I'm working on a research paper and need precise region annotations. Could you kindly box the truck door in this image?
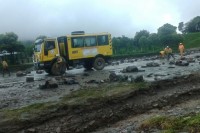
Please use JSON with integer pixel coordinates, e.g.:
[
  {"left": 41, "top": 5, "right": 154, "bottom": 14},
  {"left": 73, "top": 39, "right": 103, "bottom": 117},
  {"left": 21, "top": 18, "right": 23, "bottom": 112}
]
[
  {"left": 57, "top": 37, "right": 69, "bottom": 60},
  {"left": 43, "top": 40, "right": 59, "bottom": 61}
]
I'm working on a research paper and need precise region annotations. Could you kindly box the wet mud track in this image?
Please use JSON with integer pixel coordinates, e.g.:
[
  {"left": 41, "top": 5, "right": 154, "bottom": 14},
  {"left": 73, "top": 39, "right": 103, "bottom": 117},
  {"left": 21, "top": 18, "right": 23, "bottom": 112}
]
[{"left": 10, "top": 73, "right": 200, "bottom": 133}]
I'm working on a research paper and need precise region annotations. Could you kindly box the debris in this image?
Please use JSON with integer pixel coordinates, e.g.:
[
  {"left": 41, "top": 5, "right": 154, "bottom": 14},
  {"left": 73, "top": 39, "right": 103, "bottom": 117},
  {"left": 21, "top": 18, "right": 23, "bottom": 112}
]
[
  {"left": 146, "top": 62, "right": 160, "bottom": 67},
  {"left": 126, "top": 66, "right": 138, "bottom": 72},
  {"left": 175, "top": 60, "right": 189, "bottom": 66},
  {"left": 63, "top": 78, "right": 79, "bottom": 85},
  {"left": 26, "top": 77, "right": 34, "bottom": 82},
  {"left": 39, "top": 78, "right": 58, "bottom": 89},
  {"left": 36, "top": 70, "right": 44, "bottom": 74},
  {"left": 16, "top": 71, "right": 26, "bottom": 77}
]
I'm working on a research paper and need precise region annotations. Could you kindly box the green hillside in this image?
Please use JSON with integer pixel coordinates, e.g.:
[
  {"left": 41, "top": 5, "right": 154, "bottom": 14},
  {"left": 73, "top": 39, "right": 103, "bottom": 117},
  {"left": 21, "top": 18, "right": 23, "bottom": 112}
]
[{"left": 183, "top": 32, "right": 200, "bottom": 49}]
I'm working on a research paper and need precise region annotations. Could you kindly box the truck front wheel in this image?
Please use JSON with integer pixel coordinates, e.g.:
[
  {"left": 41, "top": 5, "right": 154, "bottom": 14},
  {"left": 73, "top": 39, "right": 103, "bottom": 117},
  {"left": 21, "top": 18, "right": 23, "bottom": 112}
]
[
  {"left": 51, "top": 62, "right": 66, "bottom": 75},
  {"left": 93, "top": 57, "right": 105, "bottom": 70}
]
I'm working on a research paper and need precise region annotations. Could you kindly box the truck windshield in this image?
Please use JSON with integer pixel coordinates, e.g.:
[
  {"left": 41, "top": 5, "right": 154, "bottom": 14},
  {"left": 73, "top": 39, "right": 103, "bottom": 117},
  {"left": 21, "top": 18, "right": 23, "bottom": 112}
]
[
  {"left": 34, "top": 44, "right": 41, "bottom": 52},
  {"left": 34, "top": 39, "right": 43, "bottom": 52}
]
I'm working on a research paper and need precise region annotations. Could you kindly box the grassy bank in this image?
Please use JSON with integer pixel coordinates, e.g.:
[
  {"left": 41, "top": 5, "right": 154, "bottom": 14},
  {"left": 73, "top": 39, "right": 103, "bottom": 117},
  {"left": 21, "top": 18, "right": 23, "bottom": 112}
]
[
  {"left": 140, "top": 113, "right": 200, "bottom": 133},
  {"left": 183, "top": 32, "right": 200, "bottom": 49},
  {"left": 0, "top": 82, "right": 149, "bottom": 131}
]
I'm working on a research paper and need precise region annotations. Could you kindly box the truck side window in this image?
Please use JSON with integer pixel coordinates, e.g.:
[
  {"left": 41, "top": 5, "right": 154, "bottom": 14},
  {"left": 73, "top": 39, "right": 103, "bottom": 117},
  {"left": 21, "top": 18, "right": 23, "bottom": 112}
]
[
  {"left": 84, "top": 36, "right": 97, "bottom": 47},
  {"left": 97, "top": 35, "right": 109, "bottom": 46},
  {"left": 45, "top": 41, "right": 55, "bottom": 50},
  {"left": 72, "top": 37, "right": 84, "bottom": 48}
]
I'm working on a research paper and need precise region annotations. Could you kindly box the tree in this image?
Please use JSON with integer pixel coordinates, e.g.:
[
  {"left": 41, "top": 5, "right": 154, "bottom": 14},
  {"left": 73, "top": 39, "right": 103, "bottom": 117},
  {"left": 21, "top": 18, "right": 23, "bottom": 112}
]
[
  {"left": 138, "top": 36, "right": 148, "bottom": 52},
  {"left": 157, "top": 23, "right": 178, "bottom": 46},
  {"left": 184, "top": 16, "right": 200, "bottom": 33},
  {"left": 147, "top": 33, "right": 161, "bottom": 51},
  {"left": 178, "top": 22, "right": 184, "bottom": 33},
  {"left": 133, "top": 30, "right": 150, "bottom": 47},
  {"left": 158, "top": 23, "right": 177, "bottom": 36},
  {"left": 0, "top": 32, "right": 25, "bottom": 64}
]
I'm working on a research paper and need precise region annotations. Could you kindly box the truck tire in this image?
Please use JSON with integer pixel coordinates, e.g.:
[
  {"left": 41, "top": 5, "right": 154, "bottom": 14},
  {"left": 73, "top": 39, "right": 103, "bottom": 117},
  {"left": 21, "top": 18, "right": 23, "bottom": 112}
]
[
  {"left": 51, "top": 62, "right": 66, "bottom": 75},
  {"left": 93, "top": 57, "right": 105, "bottom": 70}
]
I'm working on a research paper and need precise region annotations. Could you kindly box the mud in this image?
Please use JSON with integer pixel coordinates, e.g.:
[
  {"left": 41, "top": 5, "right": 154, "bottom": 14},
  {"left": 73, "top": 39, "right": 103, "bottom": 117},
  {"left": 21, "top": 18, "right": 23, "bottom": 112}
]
[
  {"left": 9, "top": 73, "right": 199, "bottom": 133},
  {"left": 0, "top": 49, "right": 200, "bottom": 132}
]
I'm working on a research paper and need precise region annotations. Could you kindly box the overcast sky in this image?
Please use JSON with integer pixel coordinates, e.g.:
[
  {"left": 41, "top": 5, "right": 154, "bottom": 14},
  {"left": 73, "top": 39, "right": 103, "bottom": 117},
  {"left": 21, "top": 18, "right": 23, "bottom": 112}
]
[{"left": 0, "top": 0, "right": 199, "bottom": 40}]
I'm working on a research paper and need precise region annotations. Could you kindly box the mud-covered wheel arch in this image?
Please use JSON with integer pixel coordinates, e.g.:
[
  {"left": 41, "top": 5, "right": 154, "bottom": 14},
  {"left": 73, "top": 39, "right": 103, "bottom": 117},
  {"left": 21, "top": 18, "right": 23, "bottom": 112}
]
[
  {"left": 50, "top": 57, "right": 67, "bottom": 75},
  {"left": 83, "top": 58, "right": 94, "bottom": 70},
  {"left": 93, "top": 55, "right": 105, "bottom": 70}
]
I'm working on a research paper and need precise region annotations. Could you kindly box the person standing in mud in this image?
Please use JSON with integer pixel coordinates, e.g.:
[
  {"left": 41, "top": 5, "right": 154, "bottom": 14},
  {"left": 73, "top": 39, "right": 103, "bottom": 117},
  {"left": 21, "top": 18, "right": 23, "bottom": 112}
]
[
  {"left": 1, "top": 60, "right": 10, "bottom": 77},
  {"left": 164, "top": 46, "right": 175, "bottom": 61},
  {"left": 178, "top": 43, "right": 185, "bottom": 59}
]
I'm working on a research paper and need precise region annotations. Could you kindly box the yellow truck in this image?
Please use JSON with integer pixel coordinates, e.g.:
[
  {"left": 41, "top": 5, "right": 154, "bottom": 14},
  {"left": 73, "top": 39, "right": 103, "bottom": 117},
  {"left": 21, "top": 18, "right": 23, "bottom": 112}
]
[{"left": 33, "top": 31, "right": 113, "bottom": 75}]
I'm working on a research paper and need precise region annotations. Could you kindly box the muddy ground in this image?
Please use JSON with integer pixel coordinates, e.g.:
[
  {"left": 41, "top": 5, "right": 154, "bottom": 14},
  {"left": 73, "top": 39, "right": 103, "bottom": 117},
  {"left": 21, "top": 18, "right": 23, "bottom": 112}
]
[{"left": 0, "top": 49, "right": 200, "bottom": 133}]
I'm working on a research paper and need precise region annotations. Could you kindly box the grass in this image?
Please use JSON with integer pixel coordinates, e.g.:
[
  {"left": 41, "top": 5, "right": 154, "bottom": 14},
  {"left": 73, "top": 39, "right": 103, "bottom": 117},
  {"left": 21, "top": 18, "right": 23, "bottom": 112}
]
[
  {"left": 0, "top": 82, "right": 149, "bottom": 127},
  {"left": 183, "top": 32, "right": 200, "bottom": 49},
  {"left": 140, "top": 113, "right": 200, "bottom": 133},
  {"left": 61, "top": 82, "right": 149, "bottom": 105}
]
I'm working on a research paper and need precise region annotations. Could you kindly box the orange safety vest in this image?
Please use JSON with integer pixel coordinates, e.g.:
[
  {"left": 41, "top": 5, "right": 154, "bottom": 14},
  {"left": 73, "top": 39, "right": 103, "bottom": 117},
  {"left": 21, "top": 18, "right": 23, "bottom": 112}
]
[{"left": 179, "top": 44, "right": 184, "bottom": 50}]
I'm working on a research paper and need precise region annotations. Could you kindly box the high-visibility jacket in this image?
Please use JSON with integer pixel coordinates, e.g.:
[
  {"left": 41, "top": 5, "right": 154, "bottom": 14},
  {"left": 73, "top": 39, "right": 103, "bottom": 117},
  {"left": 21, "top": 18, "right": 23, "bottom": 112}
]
[
  {"left": 179, "top": 44, "right": 184, "bottom": 51},
  {"left": 2, "top": 61, "right": 8, "bottom": 69},
  {"left": 164, "top": 48, "right": 172, "bottom": 54},
  {"left": 160, "top": 51, "right": 165, "bottom": 56}
]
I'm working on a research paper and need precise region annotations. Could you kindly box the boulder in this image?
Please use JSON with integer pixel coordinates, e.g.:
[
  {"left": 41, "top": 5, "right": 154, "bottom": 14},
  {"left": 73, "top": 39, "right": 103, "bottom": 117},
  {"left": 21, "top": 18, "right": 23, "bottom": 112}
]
[
  {"left": 109, "top": 72, "right": 118, "bottom": 82},
  {"left": 36, "top": 70, "right": 43, "bottom": 74},
  {"left": 39, "top": 78, "right": 58, "bottom": 89},
  {"left": 16, "top": 71, "right": 26, "bottom": 77},
  {"left": 26, "top": 77, "right": 34, "bottom": 82},
  {"left": 134, "top": 75, "right": 144, "bottom": 83},
  {"left": 126, "top": 66, "right": 138, "bottom": 72},
  {"left": 186, "top": 57, "right": 195, "bottom": 63},
  {"left": 146, "top": 62, "right": 160, "bottom": 67},
  {"left": 63, "top": 78, "right": 78, "bottom": 85},
  {"left": 175, "top": 60, "right": 189, "bottom": 66}
]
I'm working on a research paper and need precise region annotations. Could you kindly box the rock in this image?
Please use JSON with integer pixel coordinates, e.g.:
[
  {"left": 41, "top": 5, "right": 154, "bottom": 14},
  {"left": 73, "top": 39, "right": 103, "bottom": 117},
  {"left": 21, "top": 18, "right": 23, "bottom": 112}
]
[
  {"left": 86, "top": 80, "right": 99, "bottom": 84},
  {"left": 26, "top": 77, "right": 34, "bottom": 82},
  {"left": 128, "top": 59, "right": 135, "bottom": 63},
  {"left": 26, "top": 128, "right": 36, "bottom": 133},
  {"left": 64, "top": 78, "right": 78, "bottom": 85},
  {"left": 147, "top": 73, "right": 153, "bottom": 77},
  {"left": 39, "top": 78, "right": 58, "bottom": 89},
  {"left": 134, "top": 75, "right": 144, "bottom": 83},
  {"left": 169, "top": 60, "right": 175, "bottom": 65},
  {"left": 26, "top": 70, "right": 31, "bottom": 74},
  {"left": 82, "top": 73, "right": 89, "bottom": 76},
  {"left": 146, "top": 62, "right": 160, "bottom": 67},
  {"left": 118, "top": 75, "right": 128, "bottom": 82},
  {"left": 36, "top": 70, "right": 43, "bottom": 74},
  {"left": 186, "top": 57, "right": 195, "bottom": 63},
  {"left": 152, "top": 103, "right": 159, "bottom": 107},
  {"left": 121, "top": 69, "right": 127, "bottom": 73},
  {"left": 175, "top": 60, "right": 189, "bottom": 66},
  {"left": 126, "top": 66, "right": 138, "bottom": 72},
  {"left": 56, "top": 127, "right": 61, "bottom": 133},
  {"left": 16, "top": 71, "right": 26, "bottom": 77},
  {"left": 109, "top": 72, "right": 118, "bottom": 82}
]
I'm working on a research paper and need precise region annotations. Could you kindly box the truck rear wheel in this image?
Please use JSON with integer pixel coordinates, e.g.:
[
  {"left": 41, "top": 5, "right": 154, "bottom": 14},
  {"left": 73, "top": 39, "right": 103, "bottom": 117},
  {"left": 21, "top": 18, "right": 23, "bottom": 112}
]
[{"left": 93, "top": 57, "right": 105, "bottom": 70}]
